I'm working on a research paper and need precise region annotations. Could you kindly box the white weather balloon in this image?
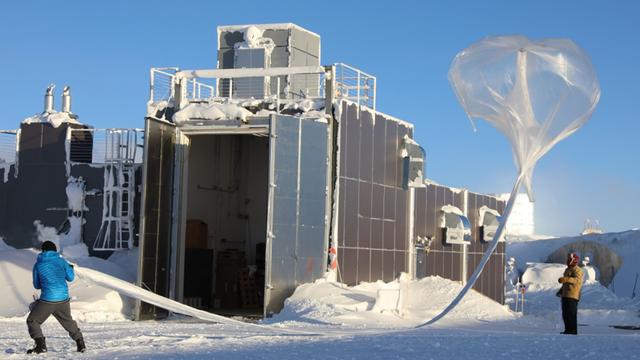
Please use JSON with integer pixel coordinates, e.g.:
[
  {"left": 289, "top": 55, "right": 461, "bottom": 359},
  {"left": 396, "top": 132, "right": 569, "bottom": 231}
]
[{"left": 423, "top": 35, "right": 600, "bottom": 326}]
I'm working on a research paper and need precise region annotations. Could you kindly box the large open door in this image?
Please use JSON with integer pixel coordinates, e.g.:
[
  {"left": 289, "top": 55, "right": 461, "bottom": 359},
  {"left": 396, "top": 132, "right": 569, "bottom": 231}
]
[
  {"left": 136, "top": 117, "right": 177, "bottom": 320},
  {"left": 264, "top": 115, "right": 330, "bottom": 316}
]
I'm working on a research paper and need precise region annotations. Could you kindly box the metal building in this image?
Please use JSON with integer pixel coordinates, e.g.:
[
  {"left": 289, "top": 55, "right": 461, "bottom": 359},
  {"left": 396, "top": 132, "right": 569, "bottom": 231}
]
[
  {"left": 0, "top": 23, "right": 506, "bottom": 320},
  {"left": 136, "top": 23, "right": 506, "bottom": 319}
]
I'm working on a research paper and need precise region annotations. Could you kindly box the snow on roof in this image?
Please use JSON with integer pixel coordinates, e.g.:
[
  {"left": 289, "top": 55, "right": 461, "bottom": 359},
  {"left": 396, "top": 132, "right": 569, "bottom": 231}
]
[
  {"left": 22, "top": 111, "right": 81, "bottom": 128},
  {"left": 217, "top": 23, "right": 321, "bottom": 39},
  {"left": 168, "top": 98, "right": 327, "bottom": 125}
]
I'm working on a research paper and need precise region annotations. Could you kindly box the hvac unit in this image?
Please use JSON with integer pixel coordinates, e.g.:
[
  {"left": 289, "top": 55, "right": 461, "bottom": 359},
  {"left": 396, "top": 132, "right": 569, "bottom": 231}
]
[
  {"left": 478, "top": 205, "right": 502, "bottom": 242},
  {"left": 440, "top": 205, "right": 471, "bottom": 245}
]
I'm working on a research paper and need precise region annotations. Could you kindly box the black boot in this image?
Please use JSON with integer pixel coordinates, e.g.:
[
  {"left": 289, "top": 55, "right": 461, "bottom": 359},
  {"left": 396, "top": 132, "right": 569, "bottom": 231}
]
[
  {"left": 26, "top": 337, "right": 47, "bottom": 354},
  {"left": 76, "top": 337, "right": 86, "bottom": 353}
]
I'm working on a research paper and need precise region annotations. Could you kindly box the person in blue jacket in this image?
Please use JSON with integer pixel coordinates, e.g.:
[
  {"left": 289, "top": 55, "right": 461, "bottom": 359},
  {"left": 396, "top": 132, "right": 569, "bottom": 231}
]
[{"left": 26, "top": 241, "right": 86, "bottom": 354}]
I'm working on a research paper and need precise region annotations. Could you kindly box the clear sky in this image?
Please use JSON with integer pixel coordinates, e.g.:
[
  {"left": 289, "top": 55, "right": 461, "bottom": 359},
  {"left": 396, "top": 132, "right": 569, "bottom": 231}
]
[{"left": 0, "top": 1, "right": 638, "bottom": 236}]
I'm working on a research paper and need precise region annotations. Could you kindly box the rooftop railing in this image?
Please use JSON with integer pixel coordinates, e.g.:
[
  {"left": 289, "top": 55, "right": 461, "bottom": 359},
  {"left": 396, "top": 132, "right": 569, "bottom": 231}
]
[
  {"left": 67, "top": 128, "right": 144, "bottom": 167},
  {"left": 0, "top": 130, "right": 19, "bottom": 164},
  {"left": 149, "top": 63, "right": 377, "bottom": 112}
]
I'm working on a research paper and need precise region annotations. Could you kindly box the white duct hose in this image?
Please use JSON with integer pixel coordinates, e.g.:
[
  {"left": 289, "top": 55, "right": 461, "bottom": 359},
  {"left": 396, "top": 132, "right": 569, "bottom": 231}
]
[{"left": 74, "top": 265, "right": 313, "bottom": 335}]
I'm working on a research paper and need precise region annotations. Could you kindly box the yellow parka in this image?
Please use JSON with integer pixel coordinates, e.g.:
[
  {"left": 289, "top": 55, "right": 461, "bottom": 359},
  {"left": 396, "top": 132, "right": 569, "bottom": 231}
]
[{"left": 558, "top": 265, "right": 583, "bottom": 300}]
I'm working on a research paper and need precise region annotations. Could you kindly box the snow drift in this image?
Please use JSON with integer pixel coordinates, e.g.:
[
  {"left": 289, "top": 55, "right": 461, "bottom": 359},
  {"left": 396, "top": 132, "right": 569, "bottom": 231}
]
[
  {"left": 268, "top": 276, "right": 516, "bottom": 328},
  {"left": 0, "top": 246, "right": 133, "bottom": 321}
]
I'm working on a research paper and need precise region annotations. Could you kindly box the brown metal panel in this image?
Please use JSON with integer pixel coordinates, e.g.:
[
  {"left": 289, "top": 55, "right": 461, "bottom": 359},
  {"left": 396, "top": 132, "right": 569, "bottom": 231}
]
[
  {"left": 370, "top": 249, "right": 383, "bottom": 281},
  {"left": 491, "top": 255, "right": 499, "bottom": 302},
  {"left": 343, "top": 179, "right": 359, "bottom": 248},
  {"left": 447, "top": 251, "right": 455, "bottom": 280},
  {"left": 382, "top": 220, "right": 395, "bottom": 250},
  {"left": 338, "top": 178, "right": 347, "bottom": 247},
  {"left": 359, "top": 181, "right": 372, "bottom": 219},
  {"left": 482, "top": 255, "right": 490, "bottom": 299},
  {"left": 383, "top": 251, "right": 395, "bottom": 281},
  {"left": 425, "top": 252, "right": 433, "bottom": 276},
  {"left": 471, "top": 254, "right": 480, "bottom": 291},
  {"left": 339, "top": 106, "right": 348, "bottom": 168},
  {"left": 384, "top": 121, "right": 398, "bottom": 186},
  {"left": 384, "top": 187, "right": 396, "bottom": 221},
  {"left": 357, "top": 249, "right": 371, "bottom": 283},
  {"left": 344, "top": 104, "right": 360, "bottom": 179},
  {"left": 498, "top": 254, "right": 505, "bottom": 303},
  {"left": 426, "top": 185, "right": 439, "bottom": 251},
  {"left": 452, "top": 251, "right": 462, "bottom": 282},
  {"left": 467, "top": 193, "right": 478, "bottom": 250},
  {"left": 426, "top": 185, "right": 437, "bottom": 241},
  {"left": 434, "top": 185, "right": 447, "bottom": 250},
  {"left": 432, "top": 252, "right": 441, "bottom": 277},
  {"left": 358, "top": 217, "right": 371, "bottom": 249},
  {"left": 395, "top": 251, "right": 406, "bottom": 275},
  {"left": 373, "top": 114, "right": 387, "bottom": 185},
  {"left": 372, "top": 184, "right": 384, "bottom": 220},
  {"left": 395, "top": 189, "right": 407, "bottom": 251},
  {"left": 497, "top": 241, "right": 506, "bottom": 254},
  {"left": 340, "top": 248, "right": 358, "bottom": 285},
  {"left": 371, "top": 219, "right": 383, "bottom": 250},
  {"left": 359, "top": 110, "right": 374, "bottom": 182}
]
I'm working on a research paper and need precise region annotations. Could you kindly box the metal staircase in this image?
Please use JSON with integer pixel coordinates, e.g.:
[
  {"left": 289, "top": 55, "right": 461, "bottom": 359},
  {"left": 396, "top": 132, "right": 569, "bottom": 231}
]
[{"left": 93, "top": 129, "right": 141, "bottom": 251}]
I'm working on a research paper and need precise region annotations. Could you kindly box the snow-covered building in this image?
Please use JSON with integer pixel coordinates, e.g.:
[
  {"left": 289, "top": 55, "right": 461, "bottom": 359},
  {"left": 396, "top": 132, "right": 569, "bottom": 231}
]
[{"left": 0, "top": 23, "right": 506, "bottom": 319}]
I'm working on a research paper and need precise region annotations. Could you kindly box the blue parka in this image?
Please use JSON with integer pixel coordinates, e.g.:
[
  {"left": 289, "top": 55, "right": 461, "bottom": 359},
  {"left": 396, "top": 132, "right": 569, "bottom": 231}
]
[{"left": 32, "top": 251, "right": 75, "bottom": 302}]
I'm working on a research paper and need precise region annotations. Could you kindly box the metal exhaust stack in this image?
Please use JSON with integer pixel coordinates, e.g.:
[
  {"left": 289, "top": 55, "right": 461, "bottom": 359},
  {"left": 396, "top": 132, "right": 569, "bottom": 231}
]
[
  {"left": 62, "top": 85, "right": 71, "bottom": 113},
  {"left": 44, "top": 84, "right": 55, "bottom": 113}
]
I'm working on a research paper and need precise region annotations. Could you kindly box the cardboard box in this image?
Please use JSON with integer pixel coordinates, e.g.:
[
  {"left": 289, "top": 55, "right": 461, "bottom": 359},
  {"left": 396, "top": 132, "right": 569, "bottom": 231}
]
[{"left": 186, "top": 220, "right": 208, "bottom": 249}]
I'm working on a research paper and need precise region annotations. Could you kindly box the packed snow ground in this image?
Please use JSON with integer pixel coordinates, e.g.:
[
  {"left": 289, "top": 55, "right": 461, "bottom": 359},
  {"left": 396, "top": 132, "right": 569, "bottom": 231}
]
[{"left": 1, "top": 238, "right": 639, "bottom": 358}]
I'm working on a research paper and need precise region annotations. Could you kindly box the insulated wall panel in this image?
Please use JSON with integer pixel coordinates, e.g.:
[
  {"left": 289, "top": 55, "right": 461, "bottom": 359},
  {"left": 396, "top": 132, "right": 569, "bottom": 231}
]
[
  {"left": 336, "top": 102, "right": 412, "bottom": 284},
  {"left": 265, "top": 115, "right": 329, "bottom": 315},
  {"left": 414, "top": 184, "right": 466, "bottom": 284},
  {"left": 466, "top": 191, "right": 507, "bottom": 304},
  {"left": 137, "top": 118, "right": 176, "bottom": 320}
]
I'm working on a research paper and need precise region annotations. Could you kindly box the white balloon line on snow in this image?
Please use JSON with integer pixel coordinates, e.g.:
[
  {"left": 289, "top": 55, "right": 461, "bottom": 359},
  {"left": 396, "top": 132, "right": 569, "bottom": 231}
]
[
  {"left": 420, "top": 172, "right": 524, "bottom": 327},
  {"left": 74, "top": 265, "right": 319, "bottom": 336}
]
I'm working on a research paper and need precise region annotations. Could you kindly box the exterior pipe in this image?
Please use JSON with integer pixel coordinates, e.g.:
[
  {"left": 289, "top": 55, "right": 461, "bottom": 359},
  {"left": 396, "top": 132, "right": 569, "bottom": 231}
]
[
  {"left": 44, "top": 84, "right": 55, "bottom": 113},
  {"left": 62, "top": 86, "right": 71, "bottom": 113}
]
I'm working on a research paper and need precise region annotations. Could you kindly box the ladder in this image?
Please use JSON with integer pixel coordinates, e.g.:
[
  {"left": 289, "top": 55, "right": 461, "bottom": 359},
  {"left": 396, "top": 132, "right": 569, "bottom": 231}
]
[{"left": 93, "top": 130, "right": 140, "bottom": 251}]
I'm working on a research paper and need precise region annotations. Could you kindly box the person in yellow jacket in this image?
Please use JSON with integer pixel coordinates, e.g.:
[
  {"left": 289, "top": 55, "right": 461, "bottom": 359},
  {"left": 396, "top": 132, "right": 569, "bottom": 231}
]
[{"left": 558, "top": 253, "right": 583, "bottom": 335}]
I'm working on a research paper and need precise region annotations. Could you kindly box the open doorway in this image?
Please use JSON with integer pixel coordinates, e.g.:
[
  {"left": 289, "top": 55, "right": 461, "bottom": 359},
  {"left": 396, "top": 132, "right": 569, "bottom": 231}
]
[{"left": 182, "top": 133, "right": 269, "bottom": 317}]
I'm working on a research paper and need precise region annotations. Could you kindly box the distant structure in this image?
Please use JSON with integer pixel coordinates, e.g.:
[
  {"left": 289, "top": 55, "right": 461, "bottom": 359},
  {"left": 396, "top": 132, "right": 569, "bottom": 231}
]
[
  {"left": 498, "top": 193, "right": 535, "bottom": 236},
  {"left": 581, "top": 219, "right": 603, "bottom": 235}
]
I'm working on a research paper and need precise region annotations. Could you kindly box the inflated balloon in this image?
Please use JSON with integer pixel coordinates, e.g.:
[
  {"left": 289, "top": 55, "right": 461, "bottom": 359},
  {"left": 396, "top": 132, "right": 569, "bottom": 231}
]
[
  {"left": 422, "top": 36, "right": 600, "bottom": 326},
  {"left": 448, "top": 35, "right": 600, "bottom": 200}
]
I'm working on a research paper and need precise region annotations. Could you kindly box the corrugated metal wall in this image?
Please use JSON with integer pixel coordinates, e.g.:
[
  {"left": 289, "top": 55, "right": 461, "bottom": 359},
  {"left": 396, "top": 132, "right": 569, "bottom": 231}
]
[
  {"left": 414, "top": 186, "right": 506, "bottom": 303},
  {"left": 336, "top": 101, "right": 412, "bottom": 284},
  {"left": 467, "top": 191, "right": 506, "bottom": 303},
  {"left": 414, "top": 184, "right": 466, "bottom": 282},
  {"left": 334, "top": 101, "right": 507, "bottom": 303}
]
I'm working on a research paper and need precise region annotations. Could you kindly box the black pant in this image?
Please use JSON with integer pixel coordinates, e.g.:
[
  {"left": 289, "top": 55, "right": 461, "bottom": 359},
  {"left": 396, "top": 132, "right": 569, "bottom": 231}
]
[
  {"left": 26, "top": 299, "right": 83, "bottom": 341},
  {"left": 561, "top": 297, "right": 579, "bottom": 334}
]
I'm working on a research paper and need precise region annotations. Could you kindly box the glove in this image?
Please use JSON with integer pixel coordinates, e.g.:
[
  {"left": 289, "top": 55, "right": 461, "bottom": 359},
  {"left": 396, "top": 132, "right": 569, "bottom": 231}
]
[{"left": 558, "top": 277, "right": 565, "bottom": 284}]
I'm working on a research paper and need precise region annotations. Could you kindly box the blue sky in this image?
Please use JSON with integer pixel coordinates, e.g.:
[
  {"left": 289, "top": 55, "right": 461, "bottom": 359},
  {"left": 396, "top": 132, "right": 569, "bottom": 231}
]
[{"left": 0, "top": 1, "right": 638, "bottom": 236}]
